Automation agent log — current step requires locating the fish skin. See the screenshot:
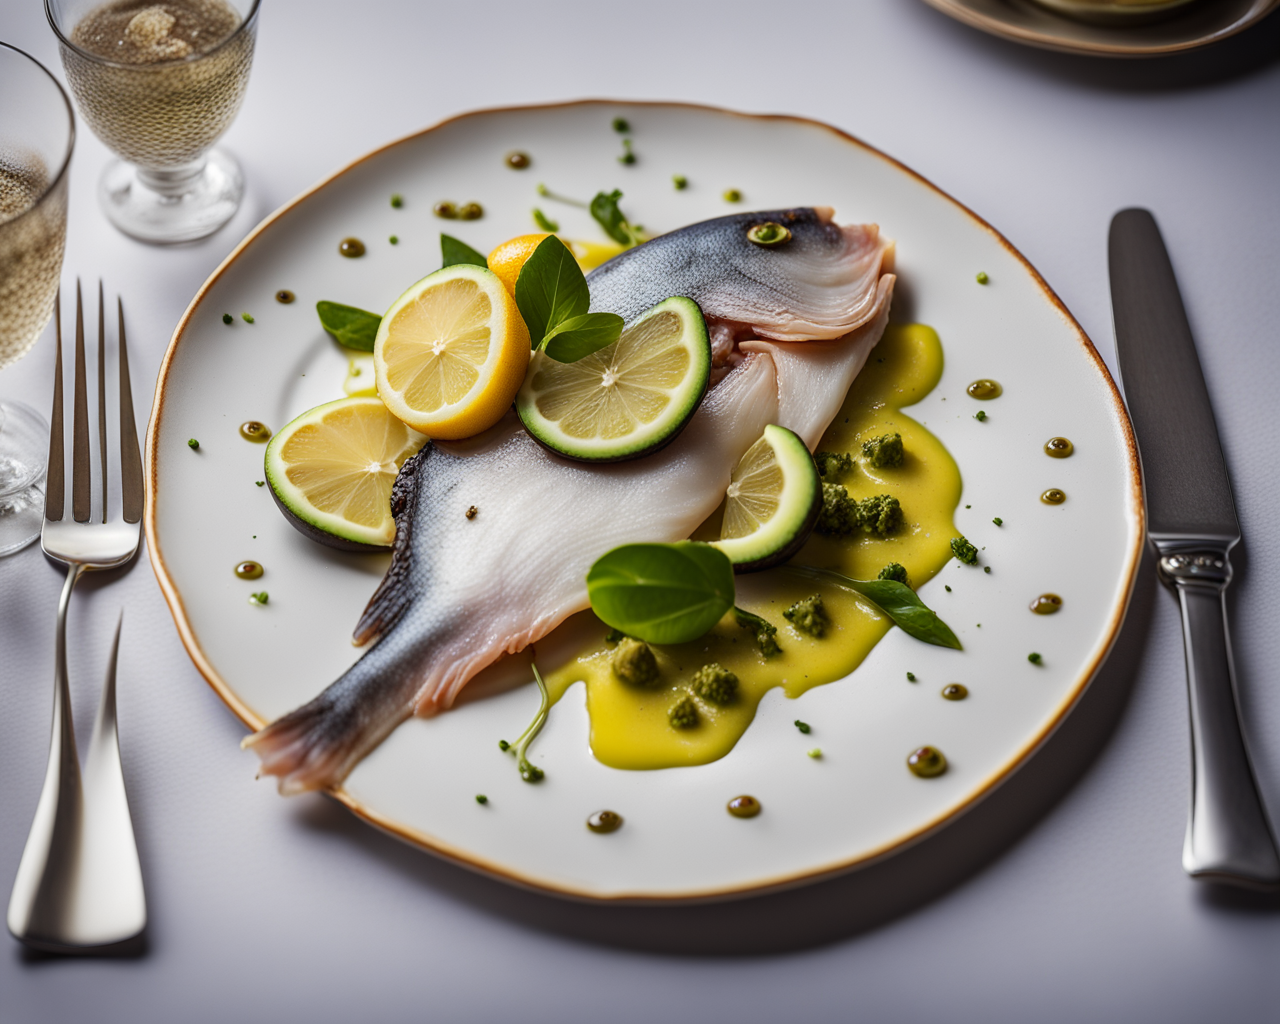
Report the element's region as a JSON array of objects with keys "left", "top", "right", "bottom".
[
  {"left": 244, "top": 210, "right": 895, "bottom": 795},
  {"left": 588, "top": 206, "right": 893, "bottom": 342}
]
